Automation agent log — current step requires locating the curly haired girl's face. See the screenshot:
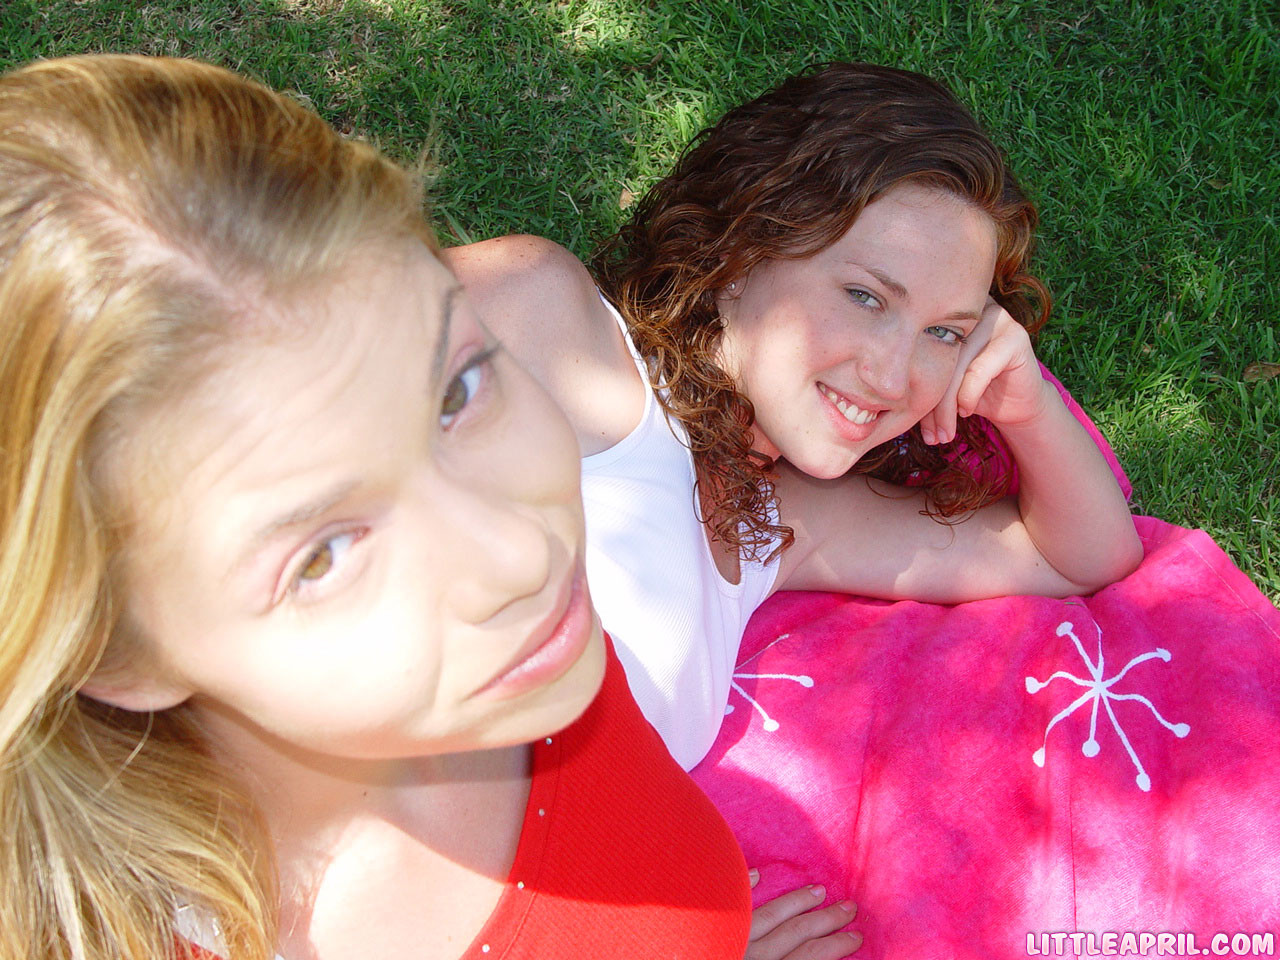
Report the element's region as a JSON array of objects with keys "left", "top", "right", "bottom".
[
  {"left": 87, "top": 242, "right": 605, "bottom": 763},
  {"left": 715, "top": 183, "right": 998, "bottom": 479}
]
